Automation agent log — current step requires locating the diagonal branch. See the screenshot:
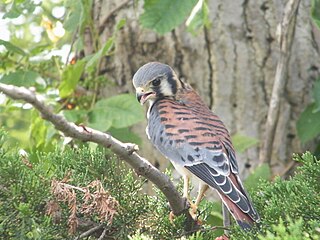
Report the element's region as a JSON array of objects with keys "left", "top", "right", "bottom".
[
  {"left": 260, "top": 0, "right": 301, "bottom": 165},
  {"left": 0, "top": 83, "right": 188, "bottom": 217}
]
